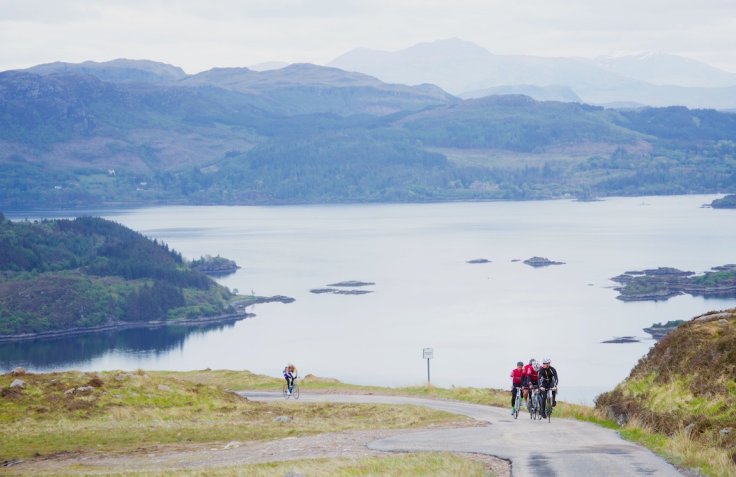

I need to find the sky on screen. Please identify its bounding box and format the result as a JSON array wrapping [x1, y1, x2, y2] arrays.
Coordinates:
[[1, 0, 735, 74]]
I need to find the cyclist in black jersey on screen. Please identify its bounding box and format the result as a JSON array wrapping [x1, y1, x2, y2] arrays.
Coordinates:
[[538, 357, 559, 416]]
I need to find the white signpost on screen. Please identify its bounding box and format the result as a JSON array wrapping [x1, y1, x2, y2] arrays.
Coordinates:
[[423, 348, 433, 384]]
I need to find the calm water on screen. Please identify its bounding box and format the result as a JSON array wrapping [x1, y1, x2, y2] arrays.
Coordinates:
[[4, 195, 735, 404]]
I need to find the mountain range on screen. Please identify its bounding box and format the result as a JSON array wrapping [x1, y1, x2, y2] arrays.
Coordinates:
[[1, 56, 735, 208], [328, 38, 736, 109]]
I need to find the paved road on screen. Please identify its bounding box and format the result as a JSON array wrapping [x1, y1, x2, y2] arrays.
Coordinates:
[[242, 392, 685, 477]]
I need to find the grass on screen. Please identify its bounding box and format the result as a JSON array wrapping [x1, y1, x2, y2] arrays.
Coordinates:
[[0, 370, 469, 461], [4, 368, 735, 476], [31, 453, 497, 477]]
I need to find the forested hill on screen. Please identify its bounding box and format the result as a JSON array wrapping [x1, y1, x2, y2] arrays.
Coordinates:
[[0, 214, 235, 336], [1, 60, 736, 208]]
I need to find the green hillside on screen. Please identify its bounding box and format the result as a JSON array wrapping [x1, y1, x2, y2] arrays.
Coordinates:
[[0, 215, 235, 335], [596, 309, 736, 470], [1, 62, 736, 208]]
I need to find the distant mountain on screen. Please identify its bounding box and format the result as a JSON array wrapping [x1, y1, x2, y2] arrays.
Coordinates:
[[181, 63, 456, 115], [329, 39, 736, 109], [25, 59, 187, 84], [593, 52, 736, 88]]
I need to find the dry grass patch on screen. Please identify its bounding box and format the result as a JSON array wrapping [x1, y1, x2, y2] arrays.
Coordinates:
[[0, 370, 469, 461]]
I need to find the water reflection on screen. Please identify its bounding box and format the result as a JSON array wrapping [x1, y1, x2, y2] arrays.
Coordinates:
[[0, 321, 238, 370]]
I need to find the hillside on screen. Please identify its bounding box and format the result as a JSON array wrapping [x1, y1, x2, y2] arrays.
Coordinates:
[[596, 308, 736, 465], [1, 60, 736, 208], [0, 215, 237, 337]]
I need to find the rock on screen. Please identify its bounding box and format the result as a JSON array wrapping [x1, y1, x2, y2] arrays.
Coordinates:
[[284, 471, 304, 477], [273, 415, 292, 423], [10, 367, 25, 376], [75, 386, 94, 393], [601, 336, 640, 344], [720, 428, 733, 438], [466, 258, 491, 264], [223, 441, 241, 449], [9, 379, 25, 388], [64, 388, 76, 395], [157, 384, 172, 392], [684, 423, 696, 436], [606, 407, 627, 426]]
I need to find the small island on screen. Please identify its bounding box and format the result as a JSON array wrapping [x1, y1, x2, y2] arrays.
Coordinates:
[[710, 194, 736, 209], [325, 280, 375, 287], [523, 256, 565, 267], [467, 258, 491, 264], [190, 255, 240, 276], [612, 265, 736, 301], [643, 320, 685, 340], [310, 288, 373, 295]]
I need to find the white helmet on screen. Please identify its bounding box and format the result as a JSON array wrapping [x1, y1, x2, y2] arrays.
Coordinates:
[[542, 358, 551, 364]]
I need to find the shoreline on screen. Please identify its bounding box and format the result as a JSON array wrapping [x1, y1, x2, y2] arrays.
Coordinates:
[[0, 296, 294, 344], [0, 311, 254, 344]]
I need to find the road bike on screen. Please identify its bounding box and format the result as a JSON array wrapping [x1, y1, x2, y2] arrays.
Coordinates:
[[512, 386, 523, 419], [527, 385, 541, 420], [539, 385, 556, 422], [282, 379, 300, 400]]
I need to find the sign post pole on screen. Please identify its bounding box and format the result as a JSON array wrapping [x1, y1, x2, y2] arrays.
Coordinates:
[[422, 348, 434, 385]]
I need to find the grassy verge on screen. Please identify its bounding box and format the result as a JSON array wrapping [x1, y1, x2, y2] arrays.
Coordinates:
[[0, 370, 469, 461], [69, 453, 496, 477]]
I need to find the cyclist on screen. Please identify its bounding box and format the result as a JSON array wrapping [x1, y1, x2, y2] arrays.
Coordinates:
[[522, 358, 539, 401], [283, 363, 298, 394], [538, 357, 559, 416], [509, 360, 525, 415]]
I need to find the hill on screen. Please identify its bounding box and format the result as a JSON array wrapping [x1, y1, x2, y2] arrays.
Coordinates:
[[1, 61, 736, 208], [0, 215, 237, 337], [596, 308, 736, 466]]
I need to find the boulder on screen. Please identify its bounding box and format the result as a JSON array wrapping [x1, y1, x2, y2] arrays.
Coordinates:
[[11, 367, 26, 376], [9, 379, 25, 388], [273, 415, 292, 423]]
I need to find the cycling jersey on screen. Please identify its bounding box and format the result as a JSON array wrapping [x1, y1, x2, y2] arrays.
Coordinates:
[[522, 364, 538, 385], [538, 366, 558, 387], [510, 368, 524, 386]]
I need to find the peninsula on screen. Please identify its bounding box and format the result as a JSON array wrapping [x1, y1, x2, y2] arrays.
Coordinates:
[[0, 216, 290, 341]]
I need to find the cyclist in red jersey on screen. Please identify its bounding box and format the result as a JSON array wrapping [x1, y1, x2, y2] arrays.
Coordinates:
[[522, 358, 539, 400], [509, 361, 524, 414]]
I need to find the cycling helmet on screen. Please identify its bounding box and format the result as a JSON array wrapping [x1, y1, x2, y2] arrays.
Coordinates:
[[529, 358, 537, 366], [516, 361, 524, 366], [542, 358, 551, 364], [532, 361, 540, 372]]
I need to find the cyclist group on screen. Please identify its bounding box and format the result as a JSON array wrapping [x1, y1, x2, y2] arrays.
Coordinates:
[[510, 357, 558, 417]]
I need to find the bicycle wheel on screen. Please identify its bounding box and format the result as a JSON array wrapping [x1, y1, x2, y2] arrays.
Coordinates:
[[546, 393, 553, 422], [292, 383, 300, 400], [282, 383, 290, 399], [513, 390, 520, 419]]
